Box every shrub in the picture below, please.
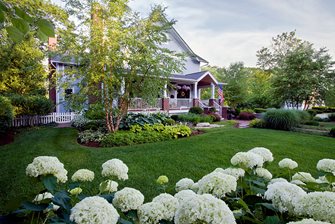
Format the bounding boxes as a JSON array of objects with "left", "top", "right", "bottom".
[
  {"left": 119, "top": 113, "right": 169, "bottom": 130},
  {"left": 306, "top": 109, "right": 318, "bottom": 117},
  {"left": 254, "top": 108, "right": 267, "bottom": 113},
  {"left": 78, "top": 129, "right": 106, "bottom": 144},
  {"left": 170, "top": 115, "right": 179, "bottom": 121},
  {"left": 71, "top": 116, "right": 105, "bottom": 131},
  {"left": 293, "top": 110, "right": 311, "bottom": 123},
  {"left": 177, "top": 113, "right": 213, "bottom": 125},
  {"left": 9, "top": 94, "right": 54, "bottom": 116},
  {"left": 189, "top": 106, "right": 204, "bottom": 115},
  {"left": 238, "top": 112, "right": 256, "bottom": 120},
  {"left": 85, "top": 103, "right": 105, "bottom": 120},
  {"left": 263, "top": 109, "right": 300, "bottom": 130},
  {"left": 249, "top": 119, "right": 266, "bottom": 128},
  {"left": 208, "top": 107, "right": 216, "bottom": 113},
  {"left": 163, "top": 118, "right": 176, "bottom": 126},
  {"left": 208, "top": 113, "right": 221, "bottom": 122},
  {"left": 329, "top": 128, "right": 335, "bottom": 137},
  {"left": 312, "top": 106, "right": 335, "bottom": 113},
  {"left": 0, "top": 96, "right": 14, "bottom": 133},
  {"left": 102, "top": 124, "right": 191, "bottom": 147},
  {"left": 241, "top": 109, "right": 255, "bottom": 113},
  {"left": 329, "top": 113, "right": 335, "bottom": 121}
]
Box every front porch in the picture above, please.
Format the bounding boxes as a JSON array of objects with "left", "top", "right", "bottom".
[{"left": 128, "top": 71, "right": 228, "bottom": 118}]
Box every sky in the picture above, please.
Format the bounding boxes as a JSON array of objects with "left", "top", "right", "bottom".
[{"left": 128, "top": 0, "right": 335, "bottom": 67}]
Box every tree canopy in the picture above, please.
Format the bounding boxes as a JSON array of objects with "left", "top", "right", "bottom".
[
  {"left": 257, "top": 31, "right": 335, "bottom": 109},
  {"left": 57, "top": 0, "right": 184, "bottom": 132}
]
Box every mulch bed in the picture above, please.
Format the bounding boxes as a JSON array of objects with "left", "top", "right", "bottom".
[
  {"left": 191, "top": 129, "right": 205, "bottom": 136},
  {"left": 0, "top": 130, "right": 15, "bottom": 146}
]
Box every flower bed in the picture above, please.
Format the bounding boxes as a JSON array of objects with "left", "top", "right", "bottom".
[{"left": 6, "top": 147, "right": 335, "bottom": 223}]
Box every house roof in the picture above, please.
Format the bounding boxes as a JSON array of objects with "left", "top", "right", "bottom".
[
  {"left": 171, "top": 71, "right": 218, "bottom": 85},
  {"left": 169, "top": 27, "right": 208, "bottom": 64}
]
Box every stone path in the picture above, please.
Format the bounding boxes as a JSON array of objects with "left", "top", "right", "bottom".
[
  {"left": 56, "top": 123, "right": 72, "bottom": 128},
  {"left": 236, "top": 120, "right": 251, "bottom": 128}
]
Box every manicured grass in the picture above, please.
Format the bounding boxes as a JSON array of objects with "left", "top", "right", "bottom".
[{"left": 0, "top": 125, "right": 335, "bottom": 214}]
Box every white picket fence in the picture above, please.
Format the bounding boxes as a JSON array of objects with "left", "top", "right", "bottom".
[{"left": 11, "top": 112, "right": 79, "bottom": 127}]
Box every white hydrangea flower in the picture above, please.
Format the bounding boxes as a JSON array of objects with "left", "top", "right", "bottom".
[
  {"left": 112, "top": 187, "right": 144, "bottom": 212},
  {"left": 100, "top": 180, "right": 118, "bottom": 193},
  {"left": 264, "top": 182, "right": 306, "bottom": 213},
  {"left": 174, "top": 190, "right": 197, "bottom": 204},
  {"left": 295, "top": 191, "right": 335, "bottom": 223},
  {"left": 175, "top": 178, "right": 194, "bottom": 192},
  {"left": 292, "top": 172, "right": 316, "bottom": 183},
  {"left": 152, "top": 193, "right": 179, "bottom": 221},
  {"left": 317, "top": 159, "right": 335, "bottom": 175},
  {"left": 290, "top": 180, "right": 306, "bottom": 186},
  {"left": 249, "top": 147, "right": 274, "bottom": 163},
  {"left": 101, "top": 159, "right": 128, "bottom": 180},
  {"left": 70, "top": 196, "right": 119, "bottom": 224},
  {"left": 26, "top": 156, "right": 68, "bottom": 183},
  {"left": 221, "top": 167, "right": 245, "bottom": 179},
  {"left": 269, "top": 178, "right": 288, "bottom": 185},
  {"left": 255, "top": 168, "right": 272, "bottom": 180},
  {"left": 197, "top": 171, "right": 237, "bottom": 198},
  {"left": 33, "top": 192, "right": 53, "bottom": 203},
  {"left": 138, "top": 202, "right": 165, "bottom": 224},
  {"left": 71, "top": 169, "right": 94, "bottom": 182},
  {"left": 287, "top": 219, "right": 331, "bottom": 224},
  {"left": 278, "top": 158, "right": 298, "bottom": 170},
  {"left": 316, "top": 176, "right": 329, "bottom": 184},
  {"left": 174, "top": 193, "right": 236, "bottom": 224},
  {"left": 191, "top": 182, "right": 199, "bottom": 192},
  {"left": 231, "top": 152, "right": 264, "bottom": 169}
]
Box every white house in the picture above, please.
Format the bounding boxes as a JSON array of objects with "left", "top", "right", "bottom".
[{"left": 48, "top": 26, "right": 226, "bottom": 117}]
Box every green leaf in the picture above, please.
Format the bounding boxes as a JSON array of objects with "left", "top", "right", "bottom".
[
  {"left": 0, "top": 1, "right": 8, "bottom": 12},
  {"left": 256, "top": 203, "right": 278, "bottom": 212},
  {"left": 6, "top": 26, "right": 24, "bottom": 42},
  {"left": 36, "top": 18, "right": 55, "bottom": 37},
  {"left": 36, "top": 29, "right": 49, "bottom": 42},
  {"left": 42, "top": 175, "right": 57, "bottom": 193},
  {"left": 52, "top": 191, "right": 71, "bottom": 211},
  {"left": 12, "top": 18, "right": 29, "bottom": 34},
  {"left": 14, "top": 7, "right": 33, "bottom": 22},
  {"left": 264, "top": 216, "right": 281, "bottom": 224},
  {"left": 119, "top": 218, "right": 133, "bottom": 224},
  {"left": 0, "top": 9, "right": 4, "bottom": 23},
  {"left": 22, "top": 201, "right": 48, "bottom": 212},
  {"left": 325, "top": 173, "right": 335, "bottom": 183}
]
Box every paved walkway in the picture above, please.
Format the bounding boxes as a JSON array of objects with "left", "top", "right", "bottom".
[
  {"left": 236, "top": 120, "right": 251, "bottom": 128},
  {"left": 56, "top": 123, "right": 72, "bottom": 128}
]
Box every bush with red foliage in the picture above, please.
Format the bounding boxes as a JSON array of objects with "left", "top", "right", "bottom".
[{"left": 238, "top": 112, "right": 256, "bottom": 120}]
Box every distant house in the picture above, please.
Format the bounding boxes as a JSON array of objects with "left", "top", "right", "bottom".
[{"left": 48, "top": 26, "right": 226, "bottom": 117}]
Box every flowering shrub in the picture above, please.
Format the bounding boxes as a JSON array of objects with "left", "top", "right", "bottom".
[{"left": 8, "top": 149, "right": 335, "bottom": 224}]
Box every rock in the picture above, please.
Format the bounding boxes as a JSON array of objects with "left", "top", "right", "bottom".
[{"left": 196, "top": 122, "right": 211, "bottom": 127}]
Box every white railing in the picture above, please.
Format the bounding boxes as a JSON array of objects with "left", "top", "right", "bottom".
[
  {"left": 12, "top": 112, "right": 79, "bottom": 127},
  {"left": 200, "top": 100, "right": 209, "bottom": 107},
  {"left": 129, "top": 98, "right": 162, "bottom": 110},
  {"left": 213, "top": 101, "right": 222, "bottom": 116},
  {"left": 170, "top": 98, "right": 193, "bottom": 109}
]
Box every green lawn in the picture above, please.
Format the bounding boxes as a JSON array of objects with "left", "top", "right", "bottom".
[{"left": 0, "top": 125, "right": 335, "bottom": 214}]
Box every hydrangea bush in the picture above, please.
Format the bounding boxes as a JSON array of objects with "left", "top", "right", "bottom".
[{"left": 8, "top": 148, "right": 335, "bottom": 224}]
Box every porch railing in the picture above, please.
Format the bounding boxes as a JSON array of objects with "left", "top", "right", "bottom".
[
  {"left": 169, "top": 98, "right": 193, "bottom": 109},
  {"left": 128, "top": 98, "right": 162, "bottom": 110}
]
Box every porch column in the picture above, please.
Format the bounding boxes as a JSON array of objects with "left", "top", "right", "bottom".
[
  {"left": 162, "top": 98, "right": 169, "bottom": 112},
  {"left": 211, "top": 83, "right": 215, "bottom": 99},
  {"left": 209, "top": 83, "right": 216, "bottom": 107},
  {"left": 193, "top": 82, "right": 199, "bottom": 107},
  {"left": 198, "top": 88, "right": 201, "bottom": 100},
  {"left": 163, "top": 83, "right": 168, "bottom": 98},
  {"left": 194, "top": 83, "right": 198, "bottom": 98}
]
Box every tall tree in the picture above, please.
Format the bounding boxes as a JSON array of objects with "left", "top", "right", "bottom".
[
  {"left": 58, "top": 0, "right": 184, "bottom": 132},
  {"left": 219, "top": 62, "right": 248, "bottom": 109},
  {"left": 257, "top": 31, "right": 335, "bottom": 109}
]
